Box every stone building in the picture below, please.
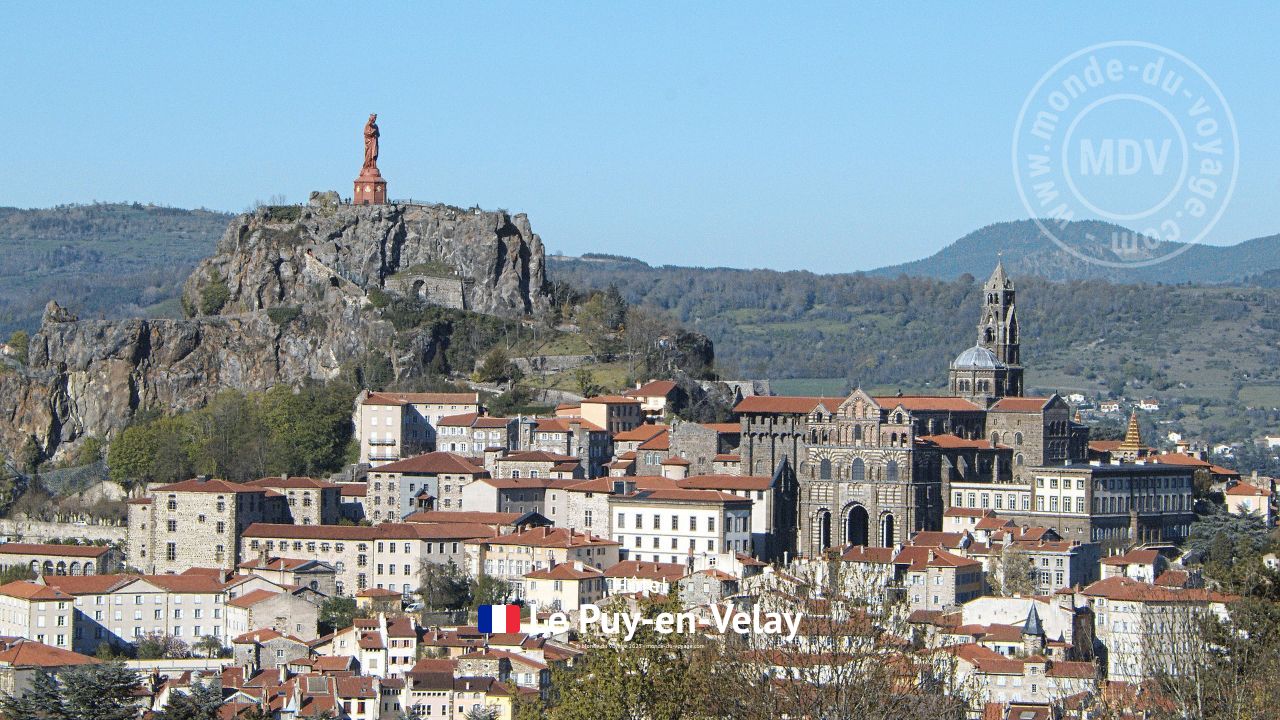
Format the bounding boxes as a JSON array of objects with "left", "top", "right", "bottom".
[
  {"left": 368, "top": 452, "right": 490, "bottom": 519},
  {"left": 245, "top": 475, "right": 342, "bottom": 526},
  {"left": 355, "top": 391, "right": 482, "bottom": 467},
  {"left": 0, "top": 543, "right": 118, "bottom": 577},
  {"left": 668, "top": 421, "right": 742, "bottom": 476},
  {"left": 736, "top": 265, "right": 1091, "bottom": 558},
  {"left": 126, "top": 478, "right": 288, "bottom": 575}
]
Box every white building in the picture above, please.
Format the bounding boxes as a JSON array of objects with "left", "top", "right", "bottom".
[
  {"left": 609, "top": 488, "right": 752, "bottom": 566},
  {"left": 0, "top": 581, "right": 74, "bottom": 650},
  {"left": 355, "top": 391, "right": 481, "bottom": 466}
]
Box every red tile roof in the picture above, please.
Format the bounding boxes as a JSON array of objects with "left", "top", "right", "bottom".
[
  {"left": 677, "top": 474, "right": 772, "bottom": 491},
  {"left": 0, "top": 542, "right": 110, "bottom": 558},
  {"left": 38, "top": 574, "right": 136, "bottom": 595},
  {"left": 0, "top": 639, "right": 99, "bottom": 668},
  {"left": 873, "top": 396, "right": 981, "bottom": 412},
  {"left": 624, "top": 380, "right": 678, "bottom": 398},
  {"left": 362, "top": 392, "right": 479, "bottom": 406},
  {"left": 916, "top": 434, "right": 1002, "bottom": 450},
  {"left": 563, "top": 476, "right": 676, "bottom": 493},
  {"left": 989, "top": 397, "right": 1053, "bottom": 412},
  {"left": 734, "top": 396, "right": 839, "bottom": 414},
  {"left": 152, "top": 478, "right": 269, "bottom": 493},
  {"left": 338, "top": 483, "right": 367, "bottom": 497},
  {"left": 613, "top": 424, "right": 669, "bottom": 442},
  {"left": 581, "top": 395, "right": 641, "bottom": 405},
  {"left": 1082, "top": 576, "right": 1235, "bottom": 603},
  {"left": 1225, "top": 483, "right": 1271, "bottom": 497},
  {"left": 613, "top": 488, "right": 753, "bottom": 505},
  {"left": 469, "top": 526, "right": 618, "bottom": 549},
  {"left": 0, "top": 581, "right": 71, "bottom": 600},
  {"left": 636, "top": 432, "right": 671, "bottom": 451},
  {"left": 525, "top": 562, "right": 605, "bottom": 580},
  {"left": 604, "top": 560, "right": 687, "bottom": 581},
  {"left": 404, "top": 510, "right": 524, "bottom": 525},
  {"left": 374, "top": 452, "right": 490, "bottom": 476},
  {"left": 246, "top": 476, "right": 337, "bottom": 490}
]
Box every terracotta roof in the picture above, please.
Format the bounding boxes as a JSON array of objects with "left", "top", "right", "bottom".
[
  {"left": 236, "top": 557, "right": 318, "bottom": 572},
  {"left": 896, "top": 546, "right": 981, "bottom": 571},
  {"left": 678, "top": 474, "right": 772, "bottom": 491},
  {"left": 141, "top": 574, "right": 230, "bottom": 594},
  {"left": 943, "top": 507, "right": 992, "bottom": 518},
  {"left": 0, "top": 581, "right": 71, "bottom": 600},
  {"left": 231, "top": 628, "right": 306, "bottom": 645},
  {"left": 152, "top": 478, "right": 269, "bottom": 493},
  {"left": 989, "top": 397, "right": 1053, "bottom": 412},
  {"left": 613, "top": 488, "right": 752, "bottom": 505},
  {"left": 500, "top": 451, "right": 578, "bottom": 463},
  {"left": 438, "top": 412, "right": 480, "bottom": 426},
  {"left": 873, "top": 395, "right": 982, "bottom": 412},
  {"left": 1154, "top": 569, "right": 1192, "bottom": 587},
  {"left": 624, "top": 380, "right": 678, "bottom": 398},
  {"left": 734, "top": 396, "right": 838, "bottom": 414},
  {"left": 0, "top": 542, "right": 110, "bottom": 558},
  {"left": 243, "top": 523, "right": 381, "bottom": 541},
  {"left": 356, "top": 588, "right": 400, "bottom": 598},
  {"left": 246, "top": 476, "right": 336, "bottom": 490},
  {"left": 0, "top": 639, "right": 98, "bottom": 668},
  {"left": 563, "top": 476, "right": 676, "bottom": 493},
  {"left": 1225, "top": 483, "right": 1271, "bottom": 497},
  {"left": 362, "top": 391, "right": 479, "bottom": 406},
  {"left": 1082, "top": 576, "right": 1235, "bottom": 603},
  {"left": 636, "top": 432, "right": 670, "bottom": 451},
  {"left": 908, "top": 531, "right": 970, "bottom": 548},
  {"left": 535, "top": 417, "right": 605, "bottom": 433},
  {"left": 404, "top": 510, "right": 524, "bottom": 525},
  {"left": 525, "top": 562, "right": 604, "bottom": 581},
  {"left": 1150, "top": 452, "right": 1240, "bottom": 476},
  {"left": 227, "top": 589, "right": 282, "bottom": 609},
  {"left": 469, "top": 526, "right": 618, "bottom": 549},
  {"left": 660, "top": 456, "right": 691, "bottom": 466},
  {"left": 613, "top": 424, "right": 669, "bottom": 442},
  {"left": 604, "top": 559, "right": 687, "bottom": 581},
  {"left": 375, "top": 452, "right": 490, "bottom": 476},
  {"left": 916, "top": 434, "right": 1002, "bottom": 450},
  {"left": 1101, "top": 548, "right": 1160, "bottom": 566},
  {"left": 39, "top": 574, "right": 137, "bottom": 595},
  {"left": 338, "top": 482, "right": 367, "bottom": 497},
  {"left": 581, "top": 395, "right": 641, "bottom": 405}
]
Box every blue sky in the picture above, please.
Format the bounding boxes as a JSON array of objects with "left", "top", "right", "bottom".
[{"left": 1, "top": 3, "right": 1276, "bottom": 271}]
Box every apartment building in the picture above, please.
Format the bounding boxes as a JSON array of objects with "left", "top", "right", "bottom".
[
  {"left": 436, "top": 413, "right": 519, "bottom": 454},
  {"left": 524, "top": 561, "right": 606, "bottom": 611},
  {"left": 0, "top": 581, "right": 74, "bottom": 650},
  {"left": 676, "top": 474, "right": 781, "bottom": 559},
  {"left": 367, "top": 452, "right": 490, "bottom": 520},
  {"left": 127, "top": 478, "right": 288, "bottom": 574},
  {"left": 244, "top": 475, "right": 342, "bottom": 525},
  {"left": 547, "top": 476, "right": 676, "bottom": 537},
  {"left": 528, "top": 417, "right": 611, "bottom": 478},
  {"left": 609, "top": 488, "right": 753, "bottom": 566},
  {"left": 464, "top": 527, "right": 621, "bottom": 596},
  {"left": 241, "top": 522, "right": 496, "bottom": 596},
  {"left": 897, "top": 546, "right": 985, "bottom": 613},
  {"left": 578, "top": 396, "right": 644, "bottom": 435},
  {"left": 355, "top": 391, "right": 482, "bottom": 466}
]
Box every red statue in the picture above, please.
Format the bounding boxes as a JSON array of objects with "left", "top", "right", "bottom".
[
  {"left": 362, "top": 114, "right": 380, "bottom": 172},
  {"left": 355, "top": 113, "right": 387, "bottom": 204}
]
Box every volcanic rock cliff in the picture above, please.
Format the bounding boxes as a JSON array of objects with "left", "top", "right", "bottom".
[{"left": 0, "top": 202, "right": 551, "bottom": 459}]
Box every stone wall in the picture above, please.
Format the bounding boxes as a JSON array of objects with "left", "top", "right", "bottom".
[{"left": 0, "top": 518, "right": 126, "bottom": 545}]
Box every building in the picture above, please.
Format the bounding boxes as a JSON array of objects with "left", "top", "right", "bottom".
[
  {"left": 0, "top": 581, "right": 74, "bottom": 649},
  {"left": 578, "top": 396, "right": 644, "bottom": 436},
  {"left": 1224, "top": 481, "right": 1273, "bottom": 525},
  {"left": 609, "top": 488, "right": 753, "bottom": 566},
  {"left": 0, "top": 543, "right": 118, "bottom": 577},
  {"left": 524, "top": 561, "right": 606, "bottom": 611},
  {"left": 127, "top": 477, "right": 288, "bottom": 575},
  {"left": 677, "top": 473, "right": 782, "bottom": 559},
  {"left": 668, "top": 421, "right": 742, "bottom": 476},
  {"left": 489, "top": 451, "right": 583, "bottom": 482},
  {"left": 236, "top": 557, "right": 339, "bottom": 597},
  {"left": 240, "top": 522, "right": 496, "bottom": 596},
  {"left": 603, "top": 559, "right": 687, "bottom": 597},
  {"left": 464, "top": 527, "right": 620, "bottom": 596},
  {"left": 897, "top": 546, "right": 985, "bottom": 613},
  {"left": 245, "top": 475, "right": 342, "bottom": 526},
  {"left": 623, "top": 380, "right": 679, "bottom": 421},
  {"left": 225, "top": 589, "right": 319, "bottom": 641},
  {"left": 1082, "top": 576, "right": 1234, "bottom": 683},
  {"left": 368, "top": 452, "right": 490, "bottom": 520},
  {"left": 461, "top": 477, "right": 574, "bottom": 516},
  {"left": 547, "top": 476, "right": 675, "bottom": 538},
  {"left": 528, "top": 417, "right": 611, "bottom": 477},
  {"left": 0, "top": 638, "right": 99, "bottom": 699},
  {"left": 355, "top": 391, "right": 482, "bottom": 466},
  {"left": 736, "top": 266, "right": 1091, "bottom": 558},
  {"left": 435, "top": 413, "right": 519, "bottom": 454}
]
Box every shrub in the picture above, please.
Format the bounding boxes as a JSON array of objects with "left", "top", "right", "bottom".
[
  {"left": 267, "top": 306, "right": 302, "bottom": 326},
  {"left": 199, "top": 271, "right": 231, "bottom": 315}
]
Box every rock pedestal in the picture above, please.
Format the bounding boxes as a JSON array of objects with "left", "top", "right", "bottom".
[{"left": 354, "top": 169, "right": 387, "bottom": 205}]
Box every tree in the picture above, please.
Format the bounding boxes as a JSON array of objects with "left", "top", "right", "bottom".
[
  {"left": 319, "top": 595, "right": 358, "bottom": 632},
  {"left": 475, "top": 346, "right": 515, "bottom": 384},
  {"left": 470, "top": 574, "right": 513, "bottom": 609},
  {"left": 573, "top": 367, "right": 603, "bottom": 398},
  {"left": 6, "top": 330, "right": 29, "bottom": 364},
  {"left": 419, "top": 560, "right": 471, "bottom": 611},
  {"left": 198, "top": 270, "right": 231, "bottom": 315},
  {"left": 0, "top": 667, "right": 66, "bottom": 720},
  {"left": 17, "top": 435, "right": 41, "bottom": 474},
  {"left": 463, "top": 707, "right": 500, "bottom": 720},
  {"left": 195, "top": 635, "right": 224, "bottom": 659},
  {"left": 59, "top": 662, "right": 142, "bottom": 720},
  {"left": 0, "top": 564, "right": 35, "bottom": 584},
  {"left": 136, "top": 632, "right": 190, "bottom": 660},
  {"left": 997, "top": 545, "right": 1036, "bottom": 597},
  {"left": 153, "top": 678, "right": 223, "bottom": 720}
]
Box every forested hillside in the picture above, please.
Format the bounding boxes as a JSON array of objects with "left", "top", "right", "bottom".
[
  {"left": 551, "top": 256, "right": 1280, "bottom": 441},
  {"left": 0, "top": 203, "right": 230, "bottom": 334}
]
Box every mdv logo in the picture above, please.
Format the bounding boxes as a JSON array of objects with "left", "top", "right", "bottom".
[{"left": 1079, "top": 139, "right": 1174, "bottom": 176}]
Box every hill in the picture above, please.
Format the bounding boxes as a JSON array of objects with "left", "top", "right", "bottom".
[
  {"left": 0, "top": 203, "right": 231, "bottom": 335},
  {"left": 867, "top": 219, "right": 1280, "bottom": 284}
]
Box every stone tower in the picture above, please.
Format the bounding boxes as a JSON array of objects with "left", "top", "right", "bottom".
[
  {"left": 949, "top": 264, "right": 1025, "bottom": 405},
  {"left": 1021, "top": 604, "right": 1046, "bottom": 656},
  {"left": 1113, "top": 411, "right": 1147, "bottom": 462}
]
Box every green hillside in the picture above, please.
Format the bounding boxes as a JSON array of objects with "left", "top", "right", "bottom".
[{"left": 0, "top": 203, "right": 231, "bottom": 334}]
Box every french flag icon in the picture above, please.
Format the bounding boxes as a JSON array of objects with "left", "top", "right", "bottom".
[{"left": 479, "top": 604, "right": 521, "bottom": 634}]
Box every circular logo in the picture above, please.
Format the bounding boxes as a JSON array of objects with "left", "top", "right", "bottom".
[{"left": 1012, "top": 41, "right": 1238, "bottom": 268}]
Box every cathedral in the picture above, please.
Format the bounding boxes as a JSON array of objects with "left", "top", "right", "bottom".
[{"left": 736, "top": 265, "right": 1090, "bottom": 558}]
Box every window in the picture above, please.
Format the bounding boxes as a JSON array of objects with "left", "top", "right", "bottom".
[
  {"left": 167, "top": 520, "right": 178, "bottom": 532},
  {"left": 166, "top": 543, "right": 177, "bottom": 561}
]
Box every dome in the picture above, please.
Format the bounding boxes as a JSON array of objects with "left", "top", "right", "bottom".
[{"left": 952, "top": 345, "right": 1005, "bottom": 369}]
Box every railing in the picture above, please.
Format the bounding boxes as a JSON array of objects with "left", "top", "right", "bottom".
[{"left": 367, "top": 438, "right": 397, "bottom": 446}]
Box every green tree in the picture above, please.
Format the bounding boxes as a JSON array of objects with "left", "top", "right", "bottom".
[
  {"left": 17, "top": 435, "right": 42, "bottom": 474},
  {"left": 198, "top": 270, "right": 231, "bottom": 315},
  {"left": 418, "top": 560, "right": 471, "bottom": 611},
  {"left": 0, "top": 667, "right": 66, "bottom": 720},
  {"left": 195, "top": 635, "right": 224, "bottom": 659},
  {"left": 59, "top": 662, "right": 142, "bottom": 720},
  {"left": 6, "top": 330, "right": 29, "bottom": 365},
  {"left": 319, "top": 595, "right": 358, "bottom": 632},
  {"left": 153, "top": 678, "right": 223, "bottom": 720},
  {"left": 998, "top": 545, "right": 1036, "bottom": 597},
  {"left": 475, "top": 346, "right": 515, "bottom": 384},
  {"left": 0, "top": 564, "right": 35, "bottom": 584},
  {"left": 469, "top": 574, "right": 513, "bottom": 609}
]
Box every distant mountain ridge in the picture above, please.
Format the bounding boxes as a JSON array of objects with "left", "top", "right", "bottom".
[{"left": 867, "top": 219, "right": 1280, "bottom": 284}]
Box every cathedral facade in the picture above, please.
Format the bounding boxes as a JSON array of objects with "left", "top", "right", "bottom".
[{"left": 736, "top": 265, "right": 1090, "bottom": 558}]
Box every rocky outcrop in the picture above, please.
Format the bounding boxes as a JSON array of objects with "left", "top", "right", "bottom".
[{"left": 0, "top": 203, "right": 552, "bottom": 460}]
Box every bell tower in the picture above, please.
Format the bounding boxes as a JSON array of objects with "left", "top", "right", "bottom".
[{"left": 977, "top": 263, "right": 1023, "bottom": 396}]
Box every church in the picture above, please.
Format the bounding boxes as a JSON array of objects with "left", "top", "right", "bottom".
[{"left": 735, "top": 265, "right": 1090, "bottom": 558}]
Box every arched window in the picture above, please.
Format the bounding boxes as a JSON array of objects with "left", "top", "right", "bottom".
[
  {"left": 69, "top": 562, "right": 81, "bottom": 576},
  {"left": 42, "top": 561, "right": 53, "bottom": 576},
  {"left": 853, "top": 425, "right": 863, "bottom": 441},
  {"left": 886, "top": 460, "right": 899, "bottom": 483},
  {"left": 851, "top": 458, "right": 865, "bottom": 482},
  {"left": 1015, "top": 432, "right": 1023, "bottom": 445},
  {"left": 819, "top": 459, "right": 832, "bottom": 480}
]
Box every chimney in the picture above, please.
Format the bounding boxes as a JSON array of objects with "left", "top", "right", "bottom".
[
  {"left": 278, "top": 664, "right": 287, "bottom": 685},
  {"left": 281, "top": 473, "right": 288, "bottom": 481}
]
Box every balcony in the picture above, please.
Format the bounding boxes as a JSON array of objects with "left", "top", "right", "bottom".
[{"left": 367, "top": 438, "right": 397, "bottom": 446}]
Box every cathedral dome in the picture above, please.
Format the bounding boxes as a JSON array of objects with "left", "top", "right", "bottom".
[{"left": 952, "top": 345, "right": 1005, "bottom": 369}]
